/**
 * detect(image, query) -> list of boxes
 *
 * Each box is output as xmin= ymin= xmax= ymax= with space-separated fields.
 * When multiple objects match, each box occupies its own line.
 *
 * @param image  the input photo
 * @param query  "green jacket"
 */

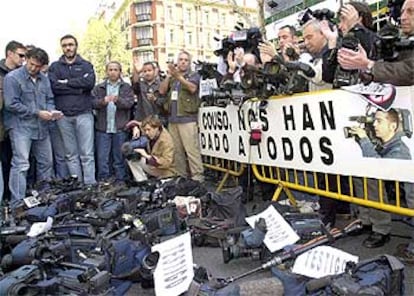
xmin=163 ymin=71 xmax=200 ymax=116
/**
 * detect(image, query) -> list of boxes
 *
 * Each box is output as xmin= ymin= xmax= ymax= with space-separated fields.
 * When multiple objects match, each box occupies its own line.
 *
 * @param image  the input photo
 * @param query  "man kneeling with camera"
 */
xmin=122 ymin=115 xmax=176 ymax=181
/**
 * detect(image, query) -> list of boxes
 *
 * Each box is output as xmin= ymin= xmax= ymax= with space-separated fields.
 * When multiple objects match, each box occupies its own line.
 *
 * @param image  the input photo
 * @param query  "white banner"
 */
xmin=199 ymin=86 xmax=414 ymax=182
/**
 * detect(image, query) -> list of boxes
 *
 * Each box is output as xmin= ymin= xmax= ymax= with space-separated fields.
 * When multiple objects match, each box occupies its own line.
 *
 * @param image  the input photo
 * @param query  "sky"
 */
xmin=0 ymin=0 xmax=102 ymax=61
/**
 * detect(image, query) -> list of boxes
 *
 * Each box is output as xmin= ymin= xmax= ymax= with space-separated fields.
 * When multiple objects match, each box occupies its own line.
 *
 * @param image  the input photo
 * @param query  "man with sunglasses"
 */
xmin=3 ymin=47 xmax=58 ymax=206
xmin=0 ymin=41 xmax=26 ymax=216
xmin=48 ymin=34 xmax=97 ymax=187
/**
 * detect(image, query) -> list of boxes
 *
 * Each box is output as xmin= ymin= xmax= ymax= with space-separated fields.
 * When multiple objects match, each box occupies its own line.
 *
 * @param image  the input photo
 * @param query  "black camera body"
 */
xmin=121 ymin=136 xmax=148 ymax=161
xmin=214 ymin=26 xmax=263 ymax=62
xmin=195 ymin=61 xmax=222 ymax=81
xmin=344 ymin=108 xmax=413 ymax=143
xmin=298 ymin=8 xmax=335 ymax=26
xmin=375 ymin=24 xmax=414 ymax=61
xmin=333 ymin=34 xmax=361 ymax=88
xmin=201 ymin=81 xmax=249 ymax=107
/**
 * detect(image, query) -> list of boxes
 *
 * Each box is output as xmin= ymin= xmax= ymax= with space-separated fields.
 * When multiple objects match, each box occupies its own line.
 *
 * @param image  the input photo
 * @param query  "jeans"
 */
xmin=0 ymin=160 xmax=3 ymax=209
xmin=8 ymin=129 xmax=53 ymax=204
xmin=57 ymin=113 xmax=96 ymax=185
xmin=49 ymin=121 xmax=69 ymax=179
xmin=96 ymin=131 xmax=128 ymax=182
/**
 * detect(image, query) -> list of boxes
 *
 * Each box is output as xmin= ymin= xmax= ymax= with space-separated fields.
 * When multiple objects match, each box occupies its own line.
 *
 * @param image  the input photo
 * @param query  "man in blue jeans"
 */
xmin=48 ymin=34 xmax=96 ymax=186
xmin=3 ymin=47 xmax=60 ymax=205
xmin=92 ymin=61 xmax=134 ymax=184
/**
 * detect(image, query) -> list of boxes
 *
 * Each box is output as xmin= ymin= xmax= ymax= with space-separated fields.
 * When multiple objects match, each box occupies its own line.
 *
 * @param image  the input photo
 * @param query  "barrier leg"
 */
xmin=216 ymin=171 xmax=230 ymax=193
xmin=271 ymin=183 xmax=297 ymax=207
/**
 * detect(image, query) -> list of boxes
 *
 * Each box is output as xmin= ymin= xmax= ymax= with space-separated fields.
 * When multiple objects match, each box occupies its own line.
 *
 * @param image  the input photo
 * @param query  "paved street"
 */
xmin=128 ymin=198 xmax=414 ymax=295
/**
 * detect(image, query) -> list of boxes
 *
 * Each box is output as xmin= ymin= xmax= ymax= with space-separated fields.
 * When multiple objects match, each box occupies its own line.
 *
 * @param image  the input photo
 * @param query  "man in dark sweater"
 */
xmin=48 ymin=34 xmax=97 ymax=186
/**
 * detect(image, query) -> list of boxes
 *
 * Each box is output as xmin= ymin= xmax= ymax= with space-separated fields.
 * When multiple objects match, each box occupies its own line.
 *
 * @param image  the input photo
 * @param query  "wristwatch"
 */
xmin=365 ymin=60 xmax=375 ymax=74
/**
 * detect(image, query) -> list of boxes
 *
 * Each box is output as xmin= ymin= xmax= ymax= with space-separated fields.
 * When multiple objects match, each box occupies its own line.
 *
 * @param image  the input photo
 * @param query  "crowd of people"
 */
xmin=0 ymin=36 xmax=205 ymax=209
xmin=0 ymin=0 xmax=413 ymax=265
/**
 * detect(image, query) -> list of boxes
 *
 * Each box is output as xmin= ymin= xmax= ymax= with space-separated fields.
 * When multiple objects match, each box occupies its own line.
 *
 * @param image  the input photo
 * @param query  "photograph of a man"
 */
xmin=348 ymin=108 xmax=411 ymax=160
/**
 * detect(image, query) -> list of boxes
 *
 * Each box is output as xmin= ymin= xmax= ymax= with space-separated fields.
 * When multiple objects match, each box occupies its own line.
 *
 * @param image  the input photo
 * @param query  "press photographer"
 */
xmin=123 ymin=115 xmax=176 ymax=181
xmin=320 ymin=2 xmax=377 ymax=88
xmin=337 ymin=0 xmax=414 ymax=86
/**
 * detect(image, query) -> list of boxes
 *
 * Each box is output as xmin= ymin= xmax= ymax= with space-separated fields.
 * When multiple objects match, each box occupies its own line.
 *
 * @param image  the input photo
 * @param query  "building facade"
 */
xmin=110 ymin=0 xmax=258 ymax=65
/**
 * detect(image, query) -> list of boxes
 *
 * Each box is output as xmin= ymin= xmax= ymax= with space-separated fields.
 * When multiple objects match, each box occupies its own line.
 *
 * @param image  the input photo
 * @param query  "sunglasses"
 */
xmin=16 ymin=53 xmax=26 ymax=58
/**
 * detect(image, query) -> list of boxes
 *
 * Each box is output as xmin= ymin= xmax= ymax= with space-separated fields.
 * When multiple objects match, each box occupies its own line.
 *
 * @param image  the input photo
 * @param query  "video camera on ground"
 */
xmin=221 ymin=218 xmax=267 ymax=264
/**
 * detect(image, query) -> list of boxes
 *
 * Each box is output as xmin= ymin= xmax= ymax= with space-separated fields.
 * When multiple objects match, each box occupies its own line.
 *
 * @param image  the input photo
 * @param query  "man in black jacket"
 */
xmin=337 ymin=0 xmax=414 ymax=86
xmin=48 ymin=34 xmax=97 ymax=186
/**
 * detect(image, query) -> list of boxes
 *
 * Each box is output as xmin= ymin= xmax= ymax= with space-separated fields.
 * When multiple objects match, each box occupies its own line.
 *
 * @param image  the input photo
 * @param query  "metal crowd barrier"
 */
xmin=252 ymin=164 xmax=414 ymax=217
xmin=202 ymin=156 xmax=245 ymax=192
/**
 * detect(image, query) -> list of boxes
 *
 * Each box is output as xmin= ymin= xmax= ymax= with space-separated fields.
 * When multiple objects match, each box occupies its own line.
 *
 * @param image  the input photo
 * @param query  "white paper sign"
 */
xmin=292 ymin=246 xmax=359 ymax=278
xmin=152 ymin=232 xmax=194 ymax=296
xmin=199 ymin=78 xmax=218 ymax=98
xmin=245 ymin=205 xmax=299 ymax=253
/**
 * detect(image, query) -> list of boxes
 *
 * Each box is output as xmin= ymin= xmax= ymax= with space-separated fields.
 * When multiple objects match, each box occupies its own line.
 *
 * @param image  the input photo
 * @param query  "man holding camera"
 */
xmin=337 ymin=0 xmax=414 ymax=86
xmin=348 ymin=109 xmax=411 ymax=249
xmin=159 ymin=50 xmax=204 ymax=182
xmin=339 ymin=0 xmax=414 ymax=260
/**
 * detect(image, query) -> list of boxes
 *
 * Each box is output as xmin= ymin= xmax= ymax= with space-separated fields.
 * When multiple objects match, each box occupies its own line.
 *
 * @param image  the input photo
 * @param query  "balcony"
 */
xmin=136 ymin=13 xmax=151 ymax=22
xmin=137 ymin=38 xmax=153 ymax=47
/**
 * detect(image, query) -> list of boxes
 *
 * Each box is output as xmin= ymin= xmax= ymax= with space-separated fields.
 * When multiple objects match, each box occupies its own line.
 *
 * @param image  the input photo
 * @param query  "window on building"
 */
xmin=206 ymin=32 xmax=211 ymax=48
xmin=204 ymin=11 xmax=209 ymax=25
xmin=136 ymin=26 xmax=153 ymax=39
xmin=167 ymin=53 xmax=175 ymax=63
xmin=186 ymin=31 xmax=193 ymax=46
xmin=167 ymin=5 xmax=173 ymax=21
xmin=185 ymin=8 xmax=192 ymax=22
xmin=221 ymin=13 xmax=226 ymax=26
xmin=135 ymin=2 xmax=151 ymax=22
xmin=167 ymin=29 xmax=174 ymax=44
xmin=137 ymin=51 xmax=154 ymax=62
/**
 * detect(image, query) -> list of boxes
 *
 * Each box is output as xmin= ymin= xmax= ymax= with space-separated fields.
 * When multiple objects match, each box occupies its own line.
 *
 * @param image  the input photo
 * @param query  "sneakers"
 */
xmin=362 ymin=232 xmax=390 ymax=248
xmin=394 ymin=243 xmax=414 ymax=265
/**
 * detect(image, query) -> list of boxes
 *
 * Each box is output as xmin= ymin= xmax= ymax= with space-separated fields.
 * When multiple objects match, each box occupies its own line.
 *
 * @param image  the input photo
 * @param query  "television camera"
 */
xmin=298 ymin=8 xmax=336 ymax=26
xmin=214 ymin=24 xmax=263 ymax=62
xmin=344 ymin=108 xmax=413 ymax=146
xmin=375 ymin=24 xmax=414 ymax=62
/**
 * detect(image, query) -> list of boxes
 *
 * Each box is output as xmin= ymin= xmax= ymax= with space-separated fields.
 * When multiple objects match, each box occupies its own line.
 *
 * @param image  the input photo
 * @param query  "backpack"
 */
xmin=307 ymin=255 xmax=405 ymax=296
xmin=202 ymin=186 xmax=246 ymax=227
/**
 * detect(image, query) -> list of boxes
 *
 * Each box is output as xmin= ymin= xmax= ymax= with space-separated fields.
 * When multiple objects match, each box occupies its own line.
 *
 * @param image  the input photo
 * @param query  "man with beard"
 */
xmin=48 ymin=34 xmax=97 ymax=187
